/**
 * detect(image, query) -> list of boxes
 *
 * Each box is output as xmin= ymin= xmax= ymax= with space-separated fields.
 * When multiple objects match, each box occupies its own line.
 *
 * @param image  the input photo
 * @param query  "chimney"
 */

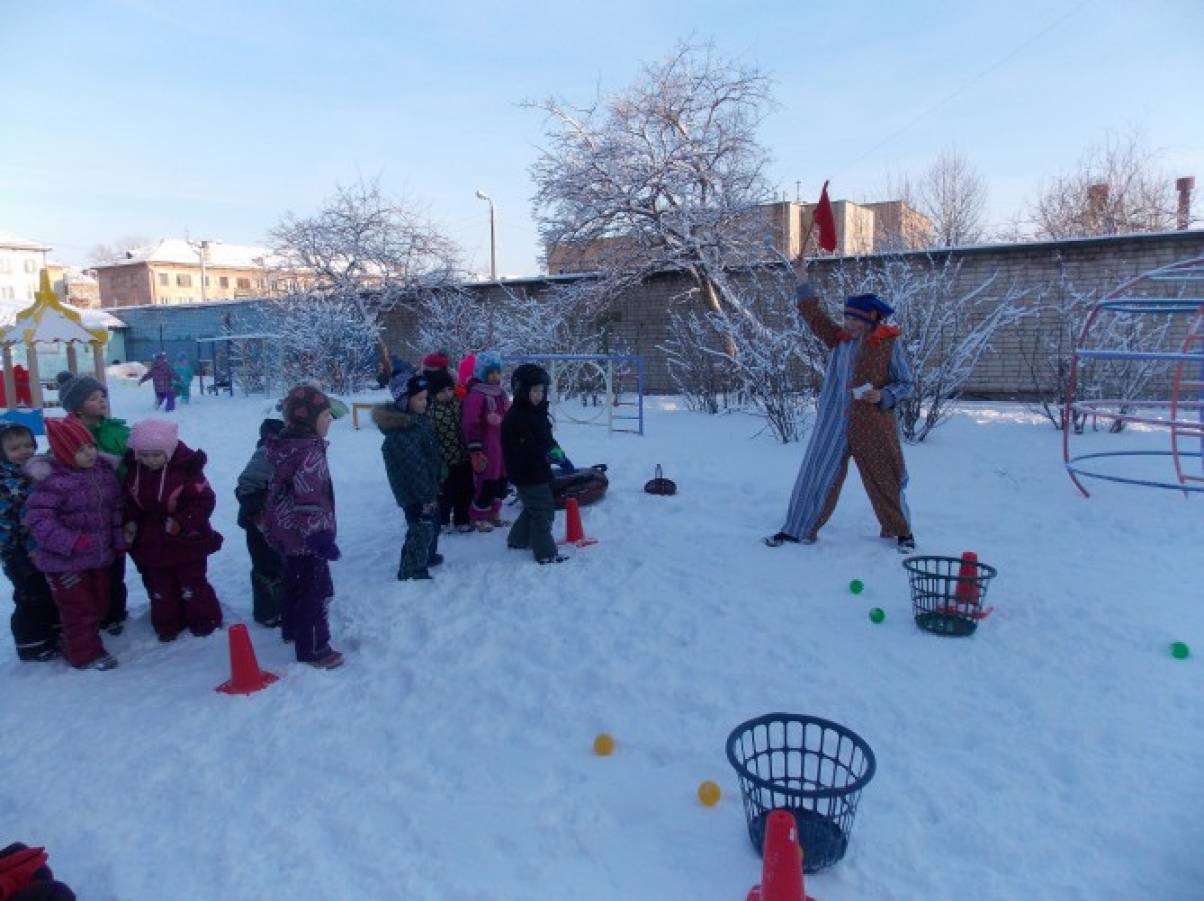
xmin=1176 ymin=176 xmax=1195 ymax=230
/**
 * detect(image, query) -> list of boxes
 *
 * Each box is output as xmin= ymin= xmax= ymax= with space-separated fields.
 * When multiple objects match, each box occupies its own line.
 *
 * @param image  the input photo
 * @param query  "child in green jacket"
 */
xmin=373 ymin=372 xmax=443 ymax=581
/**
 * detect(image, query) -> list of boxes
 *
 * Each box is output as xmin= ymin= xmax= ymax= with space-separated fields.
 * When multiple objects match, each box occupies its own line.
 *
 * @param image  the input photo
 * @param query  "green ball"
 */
xmin=849 ymin=579 xmax=865 ymax=595
xmin=1170 ymin=641 xmax=1190 ymax=660
xmin=869 ymin=607 xmax=885 ymax=624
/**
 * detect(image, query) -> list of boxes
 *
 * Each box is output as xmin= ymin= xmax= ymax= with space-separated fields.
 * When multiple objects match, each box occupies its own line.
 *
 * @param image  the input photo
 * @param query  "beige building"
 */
xmin=94 ymin=238 xmax=296 ymax=308
xmin=45 ymin=263 xmax=101 ymax=308
xmin=545 ymin=198 xmax=931 ymax=274
xmin=0 ymin=232 xmax=51 ymax=303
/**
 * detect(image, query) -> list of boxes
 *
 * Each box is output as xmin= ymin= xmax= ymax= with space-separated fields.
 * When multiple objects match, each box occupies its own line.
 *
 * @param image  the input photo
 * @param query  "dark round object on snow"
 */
xmin=643 ymin=464 xmax=677 ymax=496
xmin=902 ymin=555 xmax=997 ymax=637
xmin=726 ymin=713 xmax=876 ymax=874
xmin=552 ymin=464 xmax=609 ymax=510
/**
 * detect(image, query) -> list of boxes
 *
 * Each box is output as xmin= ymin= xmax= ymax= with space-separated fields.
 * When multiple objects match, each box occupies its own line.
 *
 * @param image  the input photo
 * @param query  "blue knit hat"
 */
xmin=845 ymin=293 xmax=894 ymax=320
xmin=473 ymin=350 xmax=503 ymax=381
xmin=390 ymin=371 xmax=429 ymax=409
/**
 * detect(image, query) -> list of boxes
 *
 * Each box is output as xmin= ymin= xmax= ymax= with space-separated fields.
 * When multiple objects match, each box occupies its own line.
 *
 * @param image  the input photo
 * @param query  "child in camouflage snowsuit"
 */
xmin=374 ymin=372 xmax=443 ymax=580
xmin=425 ymin=368 xmax=473 ymax=533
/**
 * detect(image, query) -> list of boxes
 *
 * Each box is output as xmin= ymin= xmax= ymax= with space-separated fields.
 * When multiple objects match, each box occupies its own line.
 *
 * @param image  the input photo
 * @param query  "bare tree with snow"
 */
xmin=1031 ymin=131 xmax=1177 ymax=239
xmin=1023 ymin=262 xmax=1174 ymax=432
xmin=267 ymin=177 xmax=464 ymax=388
xmin=916 ymin=147 xmax=988 ymax=248
xmin=528 ymin=40 xmax=778 ymax=327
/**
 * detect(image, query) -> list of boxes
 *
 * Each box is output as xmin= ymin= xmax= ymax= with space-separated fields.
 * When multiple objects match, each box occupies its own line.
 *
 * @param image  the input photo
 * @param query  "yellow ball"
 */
xmin=697 ymin=780 xmax=721 ymax=806
xmin=593 ymin=733 xmax=615 ymax=756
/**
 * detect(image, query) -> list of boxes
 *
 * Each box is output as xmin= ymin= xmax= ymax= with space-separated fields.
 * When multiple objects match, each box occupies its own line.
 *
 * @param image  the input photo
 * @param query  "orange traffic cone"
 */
xmin=746 ymin=810 xmax=815 ymax=901
xmin=216 ymin=624 xmax=279 ymax=695
xmin=561 ymin=497 xmax=597 ymax=548
xmin=953 ymin=551 xmax=981 ymax=608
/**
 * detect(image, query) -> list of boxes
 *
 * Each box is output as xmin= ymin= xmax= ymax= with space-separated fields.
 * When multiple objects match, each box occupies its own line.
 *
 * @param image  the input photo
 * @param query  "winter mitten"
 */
xmin=304 ymin=530 xmax=342 ymax=562
xmin=164 ymin=517 xmax=180 ymax=536
xmin=470 ymin=451 xmax=488 ymax=474
xmin=71 ymin=534 xmax=92 ymax=554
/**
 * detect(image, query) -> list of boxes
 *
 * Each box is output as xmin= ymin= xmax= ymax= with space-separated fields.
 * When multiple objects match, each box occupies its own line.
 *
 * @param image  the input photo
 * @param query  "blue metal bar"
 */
xmin=1075 ymin=349 xmax=1204 ymax=362
xmin=1097 ymin=301 xmax=1204 ymax=314
xmin=1066 ymin=450 xmax=1204 ymax=493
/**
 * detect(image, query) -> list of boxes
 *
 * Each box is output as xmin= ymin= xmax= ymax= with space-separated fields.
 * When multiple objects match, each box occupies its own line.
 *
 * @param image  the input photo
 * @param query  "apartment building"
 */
xmin=94 ymin=238 xmax=293 ymax=308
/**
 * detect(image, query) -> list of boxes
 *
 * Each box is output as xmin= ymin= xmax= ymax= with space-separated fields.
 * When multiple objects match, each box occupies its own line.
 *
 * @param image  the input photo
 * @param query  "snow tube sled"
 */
xmin=552 ymin=464 xmax=609 ymax=510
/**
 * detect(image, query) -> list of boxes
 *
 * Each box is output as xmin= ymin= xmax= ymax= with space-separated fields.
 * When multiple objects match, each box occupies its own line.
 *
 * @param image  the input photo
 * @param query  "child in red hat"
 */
xmin=23 ymin=417 xmax=126 ymax=670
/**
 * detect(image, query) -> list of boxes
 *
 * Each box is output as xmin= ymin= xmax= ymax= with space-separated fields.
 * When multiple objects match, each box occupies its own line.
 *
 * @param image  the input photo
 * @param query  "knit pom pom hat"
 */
xmin=473 ymin=350 xmax=502 ymax=381
xmin=129 ymin=418 xmax=180 ymax=458
xmin=421 ymin=351 xmax=450 ymax=372
xmin=46 ymin=416 xmax=95 ymax=467
xmin=282 ymin=385 xmax=332 ymax=433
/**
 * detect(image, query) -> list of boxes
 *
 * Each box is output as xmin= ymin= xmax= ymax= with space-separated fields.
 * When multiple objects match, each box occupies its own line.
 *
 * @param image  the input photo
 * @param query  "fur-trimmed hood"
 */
xmin=371 ymin=403 xmax=417 ymax=433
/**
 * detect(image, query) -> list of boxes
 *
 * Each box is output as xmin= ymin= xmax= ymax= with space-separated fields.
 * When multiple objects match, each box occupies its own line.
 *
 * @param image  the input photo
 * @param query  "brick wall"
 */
xmin=114 ymin=230 xmax=1204 ymax=397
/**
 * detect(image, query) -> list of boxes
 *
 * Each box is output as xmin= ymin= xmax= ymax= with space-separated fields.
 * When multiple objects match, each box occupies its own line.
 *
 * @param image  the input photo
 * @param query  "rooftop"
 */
xmin=0 ymin=231 xmax=51 ymax=252
xmin=94 ymin=238 xmax=278 ymax=269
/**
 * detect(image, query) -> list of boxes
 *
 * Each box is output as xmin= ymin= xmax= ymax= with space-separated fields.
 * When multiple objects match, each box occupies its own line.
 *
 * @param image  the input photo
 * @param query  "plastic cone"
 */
xmin=746 ymin=810 xmax=814 ymax=901
xmin=216 ymin=624 xmax=279 ymax=695
xmin=561 ymin=497 xmax=597 ymax=548
xmin=953 ymin=551 xmax=980 ymax=608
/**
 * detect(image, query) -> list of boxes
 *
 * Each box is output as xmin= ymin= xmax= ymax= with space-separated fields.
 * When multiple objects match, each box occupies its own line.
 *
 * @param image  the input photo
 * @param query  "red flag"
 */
xmin=814 ymin=180 xmax=837 ymax=253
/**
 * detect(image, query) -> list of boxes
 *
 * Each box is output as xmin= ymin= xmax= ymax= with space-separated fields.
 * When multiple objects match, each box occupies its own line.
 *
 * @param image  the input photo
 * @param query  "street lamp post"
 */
xmin=475 ymin=190 xmax=496 ymax=280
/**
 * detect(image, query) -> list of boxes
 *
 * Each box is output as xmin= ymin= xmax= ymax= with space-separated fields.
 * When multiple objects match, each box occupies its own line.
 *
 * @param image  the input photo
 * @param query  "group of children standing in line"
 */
xmin=3 ymin=349 xmax=571 ymax=672
xmin=371 ymin=351 xmax=574 ymax=580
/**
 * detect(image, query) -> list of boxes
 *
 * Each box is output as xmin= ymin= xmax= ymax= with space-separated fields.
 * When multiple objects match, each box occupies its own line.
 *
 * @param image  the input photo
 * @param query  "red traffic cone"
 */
xmin=561 ymin=497 xmax=597 ymax=548
xmin=746 ymin=810 xmax=816 ymax=901
xmin=953 ymin=551 xmax=981 ymax=608
xmin=216 ymin=624 xmax=279 ymax=695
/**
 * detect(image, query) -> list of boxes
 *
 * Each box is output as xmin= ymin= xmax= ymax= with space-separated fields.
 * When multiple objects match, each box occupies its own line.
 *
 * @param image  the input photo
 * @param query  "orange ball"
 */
xmin=697 ymin=780 xmax=721 ymax=806
xmin=593 ymin=733 xmax=615 ymax=756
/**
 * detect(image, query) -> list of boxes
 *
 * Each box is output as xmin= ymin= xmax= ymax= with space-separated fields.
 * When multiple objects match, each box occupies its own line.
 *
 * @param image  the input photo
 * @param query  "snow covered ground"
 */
xmin=3 ymin=381 xmax=1201 ymax=900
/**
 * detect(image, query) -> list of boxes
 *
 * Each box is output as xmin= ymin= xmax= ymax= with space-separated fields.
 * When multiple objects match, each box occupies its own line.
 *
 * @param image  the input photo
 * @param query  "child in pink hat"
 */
xmin=122 ymin=419 xmax=224 ymax=641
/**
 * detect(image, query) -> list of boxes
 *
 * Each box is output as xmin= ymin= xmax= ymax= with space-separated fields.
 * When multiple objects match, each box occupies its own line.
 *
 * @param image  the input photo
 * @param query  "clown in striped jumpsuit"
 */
xmin=769 ymin=282 xmax=915 ymax=548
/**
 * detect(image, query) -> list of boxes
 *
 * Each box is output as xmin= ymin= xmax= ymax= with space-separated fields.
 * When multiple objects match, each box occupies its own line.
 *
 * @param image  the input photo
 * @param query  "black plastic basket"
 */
xmin=902 ymin=555 xmax=998 ymax=637
xmin=726 ymin=713 xmax=876 ymax=873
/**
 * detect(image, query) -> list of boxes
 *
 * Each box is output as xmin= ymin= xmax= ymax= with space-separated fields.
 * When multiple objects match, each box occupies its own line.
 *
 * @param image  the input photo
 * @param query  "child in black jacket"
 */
xmin=501 ymin=364 xmax=572 ymax=565
xmin=234 ymin=418 xmax=286 ymax=627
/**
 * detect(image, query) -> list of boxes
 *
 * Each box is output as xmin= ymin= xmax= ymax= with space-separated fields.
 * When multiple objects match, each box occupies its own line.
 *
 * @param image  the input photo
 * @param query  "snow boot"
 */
xmin=537 ymin=554 xmax=568 ymax=565
xmin=474 ymin=521 xmax=494 ymax=533
xmin=429 ymin=554 xmax=444 ymax=567
xmin=308 ymin=650 xmax=344 ymax=670
xmin=764 ymin=531 xmax=801 ymax=548
xmin=83 ymin=653 xmax=119 ymax=671
xmin=897 ymin=535 xmax=916 ymax=554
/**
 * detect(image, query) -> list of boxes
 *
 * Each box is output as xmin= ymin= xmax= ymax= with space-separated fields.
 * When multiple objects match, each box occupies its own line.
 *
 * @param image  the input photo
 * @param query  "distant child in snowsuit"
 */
xmin=56 ymin=372 xmax=131 ymax=635
xmin=122 ymin=419 xmax=224 ymax=641
xmin=23 ymin=417 xmax=125 ymax=670
xmin=374 ymin=372 xmax=443 ymax=580
xmin=0 ymin=422 xmax=60 ymax=661
xmin=235 ymin=418 xmax=286 ymax=627
xmin=139 ymin=352 xmax=177 ymax=412
xmin=263 ymin=385 xmax=343 ymax=669
xmin=502 ymin=364 xmax=572 ymax=565
xmin=461 ymin=350 xmax=510 ymax=531
xmin=172 ymin=354 xmax=193 ymax=405
xmin=425 ymin=368 xmax=473 ymax=533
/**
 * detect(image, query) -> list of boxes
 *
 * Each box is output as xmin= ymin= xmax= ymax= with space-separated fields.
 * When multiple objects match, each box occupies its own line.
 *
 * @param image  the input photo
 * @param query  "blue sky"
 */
xmin=3 ymin=0 xmax=1202 ymax=276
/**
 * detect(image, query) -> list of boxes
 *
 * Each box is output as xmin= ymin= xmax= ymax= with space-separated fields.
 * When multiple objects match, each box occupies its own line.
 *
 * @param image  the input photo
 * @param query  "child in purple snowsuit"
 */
xmin=139 ymin=352 xmax=176 ymax=412
xmin=263 ymin=385 xmax=343 ymax=669
xmin=23 ymin=417 xmax=125 ymax=670
xmin=460 ymin=351 xmax=510 ymax=531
